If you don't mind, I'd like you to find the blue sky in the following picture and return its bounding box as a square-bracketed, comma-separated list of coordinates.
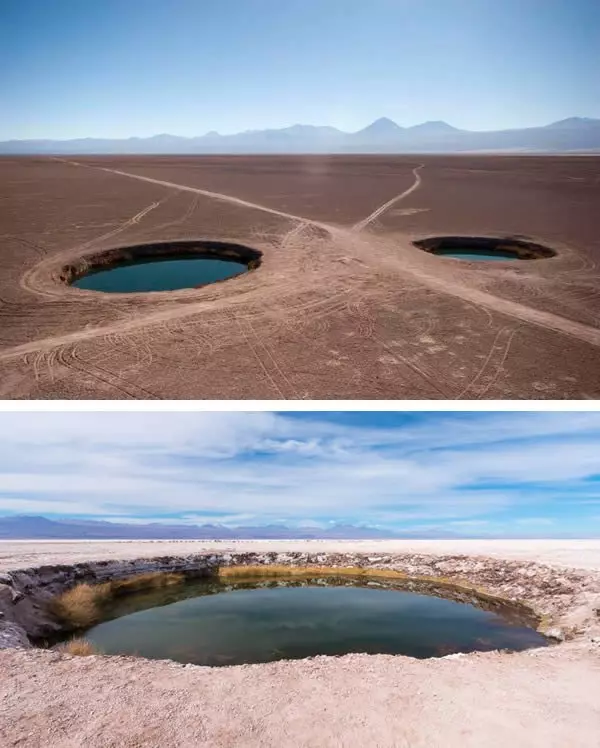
[0, 411, 599, 537]
[1, 0, 599, 140]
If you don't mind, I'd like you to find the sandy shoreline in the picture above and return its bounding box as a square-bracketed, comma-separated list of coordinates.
[1, 540, 599, 747]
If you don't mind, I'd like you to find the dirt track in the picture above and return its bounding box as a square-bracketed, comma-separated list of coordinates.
[1, 540, 599, 747]
[1, 155, 599, 399]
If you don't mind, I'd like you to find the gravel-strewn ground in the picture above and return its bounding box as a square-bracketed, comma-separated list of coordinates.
[2, 644, 599, 748]
[1, 540, 599, 747]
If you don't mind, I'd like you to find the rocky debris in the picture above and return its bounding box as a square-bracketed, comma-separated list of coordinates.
[0, 619, 31, 649]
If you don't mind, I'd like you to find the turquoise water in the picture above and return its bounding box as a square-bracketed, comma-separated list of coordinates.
[73, 257, 247, 293]
[77, 578, 548, 666]
[435, 250, 518, 261]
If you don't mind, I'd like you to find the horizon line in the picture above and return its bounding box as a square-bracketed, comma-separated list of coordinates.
[3, 115, 599, 144]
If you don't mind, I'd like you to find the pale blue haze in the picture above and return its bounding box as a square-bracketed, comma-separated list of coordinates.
[1, 0, 599, 139]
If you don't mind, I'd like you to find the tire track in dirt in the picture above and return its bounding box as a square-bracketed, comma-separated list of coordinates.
[343, 298, 452, 398]
[25, 335, 157, 399]
[281, 221, 311, 247]
[0, 286, 352, 364]
[340, 232, 600, 353]
[4, 237, 600, 369]
[2, 235, 48, 257]
[376, 336, 453, 398]
[405, 269, 600, 349]
[351, 165, 424, 232]
[233, 314, 286, 398]
[6, 160, 599, 385]
[20, 196, 168, 298]
[134, 192, 198, 238]
[61, 344, 161, 400]
[280, 221, 330, 276]
[456, 326, 519, 399]
[65, 158, 600, 347]
[71, 160, 326, 231]
[30, 348, 59, 383]
[75, 199, 165, 250]
[242, 317, 300, 399]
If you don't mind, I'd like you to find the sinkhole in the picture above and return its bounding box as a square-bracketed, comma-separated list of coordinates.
[413, 236, 556, 262]
[63, 240, 262, 293]
[53, 575, 549, 666]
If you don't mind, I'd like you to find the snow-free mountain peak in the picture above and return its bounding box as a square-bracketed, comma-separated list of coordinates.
[544, 117, 600, 130]
[357, 117, 403, 134]
[407, 120, 458, 133]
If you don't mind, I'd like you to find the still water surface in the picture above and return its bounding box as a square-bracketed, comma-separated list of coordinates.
[434, 250, 518, 261]
[80, 578, 548, 665]
[73, 257, 247, 292]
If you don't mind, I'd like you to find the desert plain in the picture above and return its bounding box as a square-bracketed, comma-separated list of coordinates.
[1, 154, 600, 399]
[0, 539, 599, 747]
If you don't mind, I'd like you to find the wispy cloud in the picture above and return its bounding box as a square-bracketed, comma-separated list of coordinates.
[0, 412, 599, 536]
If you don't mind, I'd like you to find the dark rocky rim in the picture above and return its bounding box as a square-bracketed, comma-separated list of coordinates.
[59, 239, 263, 290]
[412, 235, 556, 260]
[4, 550, 598, 653]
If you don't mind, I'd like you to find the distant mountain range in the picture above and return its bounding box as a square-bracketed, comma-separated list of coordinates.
[0, 515, 594, 540]
[0, 515, 401, 540]
[2, 117, 600, 154]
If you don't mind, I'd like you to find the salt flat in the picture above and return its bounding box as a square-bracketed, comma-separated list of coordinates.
[2, 538, 600, 572]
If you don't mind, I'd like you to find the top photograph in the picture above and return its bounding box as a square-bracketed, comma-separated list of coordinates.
[1, 0, 599, 400]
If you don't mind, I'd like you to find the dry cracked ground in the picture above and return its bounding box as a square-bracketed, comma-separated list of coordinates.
[1, 540, 600, 747]
[1, 155, 600, 399]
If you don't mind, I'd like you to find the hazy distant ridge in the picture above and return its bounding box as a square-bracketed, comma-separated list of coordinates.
[0, 515, 400, 540]
[0, 515, 594, 540]
[3, 117, 600, 154]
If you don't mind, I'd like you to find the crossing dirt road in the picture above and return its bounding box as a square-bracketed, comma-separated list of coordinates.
[1, 154, 599, 399]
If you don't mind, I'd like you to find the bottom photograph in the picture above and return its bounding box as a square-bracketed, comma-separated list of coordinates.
[1, 410, 599, 747]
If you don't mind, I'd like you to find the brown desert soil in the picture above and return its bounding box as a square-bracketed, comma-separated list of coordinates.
[1, 155, 599, 399]
[1, 540, 599, 747]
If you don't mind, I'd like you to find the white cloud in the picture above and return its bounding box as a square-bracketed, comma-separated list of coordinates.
[0, 412, 598, 528]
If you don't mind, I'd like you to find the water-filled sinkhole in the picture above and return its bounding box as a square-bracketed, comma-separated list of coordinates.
[73, 257, 247, 292]
[413, 236, 555, 262]
[55, 576, 549, 666]
[64, 240, 262, 293]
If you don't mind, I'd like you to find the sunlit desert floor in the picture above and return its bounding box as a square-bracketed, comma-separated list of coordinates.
[2, 155, 600, 399]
